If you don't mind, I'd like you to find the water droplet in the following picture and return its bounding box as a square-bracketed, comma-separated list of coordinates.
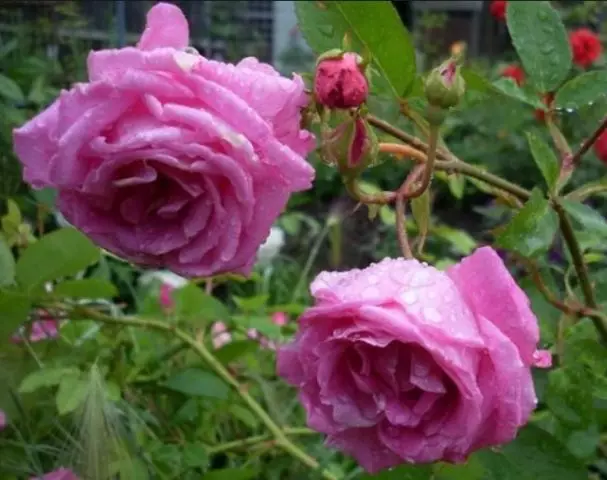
[540, 44, 555, 55]
[318, 24, 334, 38]
[423, 307, 441, 323]
[401, 291, 417, 305]
[537, 10, 549, 21]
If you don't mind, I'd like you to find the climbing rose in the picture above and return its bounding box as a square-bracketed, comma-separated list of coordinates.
[569, 28, 602, 68]
[593, 129, 607, 165]
[13, 2, 314, 278]
[314, 53, 369, 109]
[31, 468, 79, 480]
[501, 64, 525, 86]
[278, 247, 549, 473]
[490, 0, 507, 21]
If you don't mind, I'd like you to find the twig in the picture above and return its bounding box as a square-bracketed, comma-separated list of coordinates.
[569, 114, 607, 168]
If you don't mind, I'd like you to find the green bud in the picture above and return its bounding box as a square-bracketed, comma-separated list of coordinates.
[320, 115, 379, 179]
[316, 48, 345, 65]
[424, 59, 466, 110]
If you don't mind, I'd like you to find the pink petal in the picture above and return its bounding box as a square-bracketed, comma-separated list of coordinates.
[137, 3, 189, 51]
[447, 246, 540, 365]
[532, 349, 552, 368]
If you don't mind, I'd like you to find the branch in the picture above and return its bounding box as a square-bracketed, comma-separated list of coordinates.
[569, 114, 607, 168]
[64, 306, 339, 480]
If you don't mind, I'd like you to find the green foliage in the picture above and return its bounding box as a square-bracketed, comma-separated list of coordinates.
[526, 132, 560, 191]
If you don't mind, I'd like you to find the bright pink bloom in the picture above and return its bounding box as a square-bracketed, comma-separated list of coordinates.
[569, 28, 602, 68]
[159, 283, 175, 310]
[31, 468, 79, 480]
[278, 247, 547, 473]
[13, 2, 315, 278]
[271, 311, 288, 326]
[314, 53, 368, 109]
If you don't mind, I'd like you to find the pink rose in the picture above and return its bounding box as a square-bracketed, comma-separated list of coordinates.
[13, 2, 315, 278]
[12, 311, 59, 343]
[31, 468, 79, 480]
[278, 247, 549, 473]
[314, 52, 368, 109]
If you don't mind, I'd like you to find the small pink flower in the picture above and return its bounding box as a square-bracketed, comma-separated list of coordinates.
[12, 311, 59, 343]
[532, 350, 552, 368]
[0, 409, 6, 430]
[159, 283, 175, 310]
[31, 468, 79, 480]
[278, 247, 544, 473]
[271, 311, 288, 326]
[314, 52, 368, 109]
[13, 2, 315, 278]
[211, 322, 232, 349]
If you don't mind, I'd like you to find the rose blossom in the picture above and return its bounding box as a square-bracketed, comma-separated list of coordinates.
[278, 247, 549, 473]
[13, 2, 315, 278]
[569, 28, 602, 68]
[594, 129, 607, 165]
[12, 310, 59, 343]
[314, 52, 368, 109]
[501, 64, 525, 87]
[31, 468, 79, 480]
[490, 0, 507, 21]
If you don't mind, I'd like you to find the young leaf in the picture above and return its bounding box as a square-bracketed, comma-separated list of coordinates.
[411, 188, 431, 253]
[561, 199, 607, 237]
[526, 132, 559, 191]
[0, 235, 15, 287]
[54, 278, 118, 299]
[496, 189, 558, 257]
[56, 375, 89, 415]
[0, 289, 31, 342]
[0, 73, 25, 102]
[491, 78, 544, 108]
[295, 1, 416, 98]
[20, 367, 80, 394]
[506, 1, 571, 93]
[16, 228, 100, 291]
[214, 340, 259, 365]
[555, 70, 607, 110]
[172, 284, 230, 325]
[162, 369, 229, 399]
[478, 424, 587, 479]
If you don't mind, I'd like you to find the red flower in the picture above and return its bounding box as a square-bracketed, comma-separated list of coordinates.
[569, 28, 602, 68]
[490, 1, 507, 21]
[501, 64, 525, 86]
[594, 129, 607, 164]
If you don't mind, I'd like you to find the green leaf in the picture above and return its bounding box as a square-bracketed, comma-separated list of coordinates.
[0, 289, 31, 341]
[228, 404, 260, 429]
[491, 78, 544, 108]
[561, 199, 607, 237]
[555, 70, 607, 110]
[496, 189, 558, 257]
[173, 284, 230, 325]
[56, 375, 89, 415]
[203, 468, 258, 480]
[478, 424, 587, 479]
[433, 226, 477, 255]
[19, 367, 79, 393]
[506, 1, 571, 93]
[295, 1, 416, 98]
[54, 278, 118, 299]
[215, 340, 259, 365]
[163, 369, 229, 399]
[0, 73, 25, 102]
[359, 465, 432, 479]
[461, 69, 493, 94]
[182, 442, 209, 469]
[526, 132, 559, 190]
[566, 176, 607, 201]
[546, 368, 594, 427]
[434, 457, 485, 480]
[0, 235, 15, 287]
[411, 188, 431, 253]
[16, 228, 100, 291]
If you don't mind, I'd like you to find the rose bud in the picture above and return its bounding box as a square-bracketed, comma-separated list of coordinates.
[424, 59, 466, 111]
[593, 129, 607, 165]
[314, 51, 369, 109]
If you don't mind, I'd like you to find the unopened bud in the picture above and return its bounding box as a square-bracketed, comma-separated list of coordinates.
[424, 59, 466, 110]
[320, 116, 378, 178]
[314, 51, 369, 109]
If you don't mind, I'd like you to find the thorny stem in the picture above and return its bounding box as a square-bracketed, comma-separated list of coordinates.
[395, 196, 413, 259]
[399, 126, 439, 199]
[378, 142, 427, 164]
[569, 114, 607, 168]
[207, 428, 317, 455]
[344, 178, 396, 205]
[63, 306, 339, 480]
[553, 201, 607, 343]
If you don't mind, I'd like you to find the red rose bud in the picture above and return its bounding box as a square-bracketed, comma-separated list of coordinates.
[320, 116, 378, 178]
[501, 64, 525, 86]
[490, 0, 507, 21]
[314, 51, 369, 109]
[594, 129, 607, 165]
[570, 28, 602, 68]
[424, 59, 466, 111]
